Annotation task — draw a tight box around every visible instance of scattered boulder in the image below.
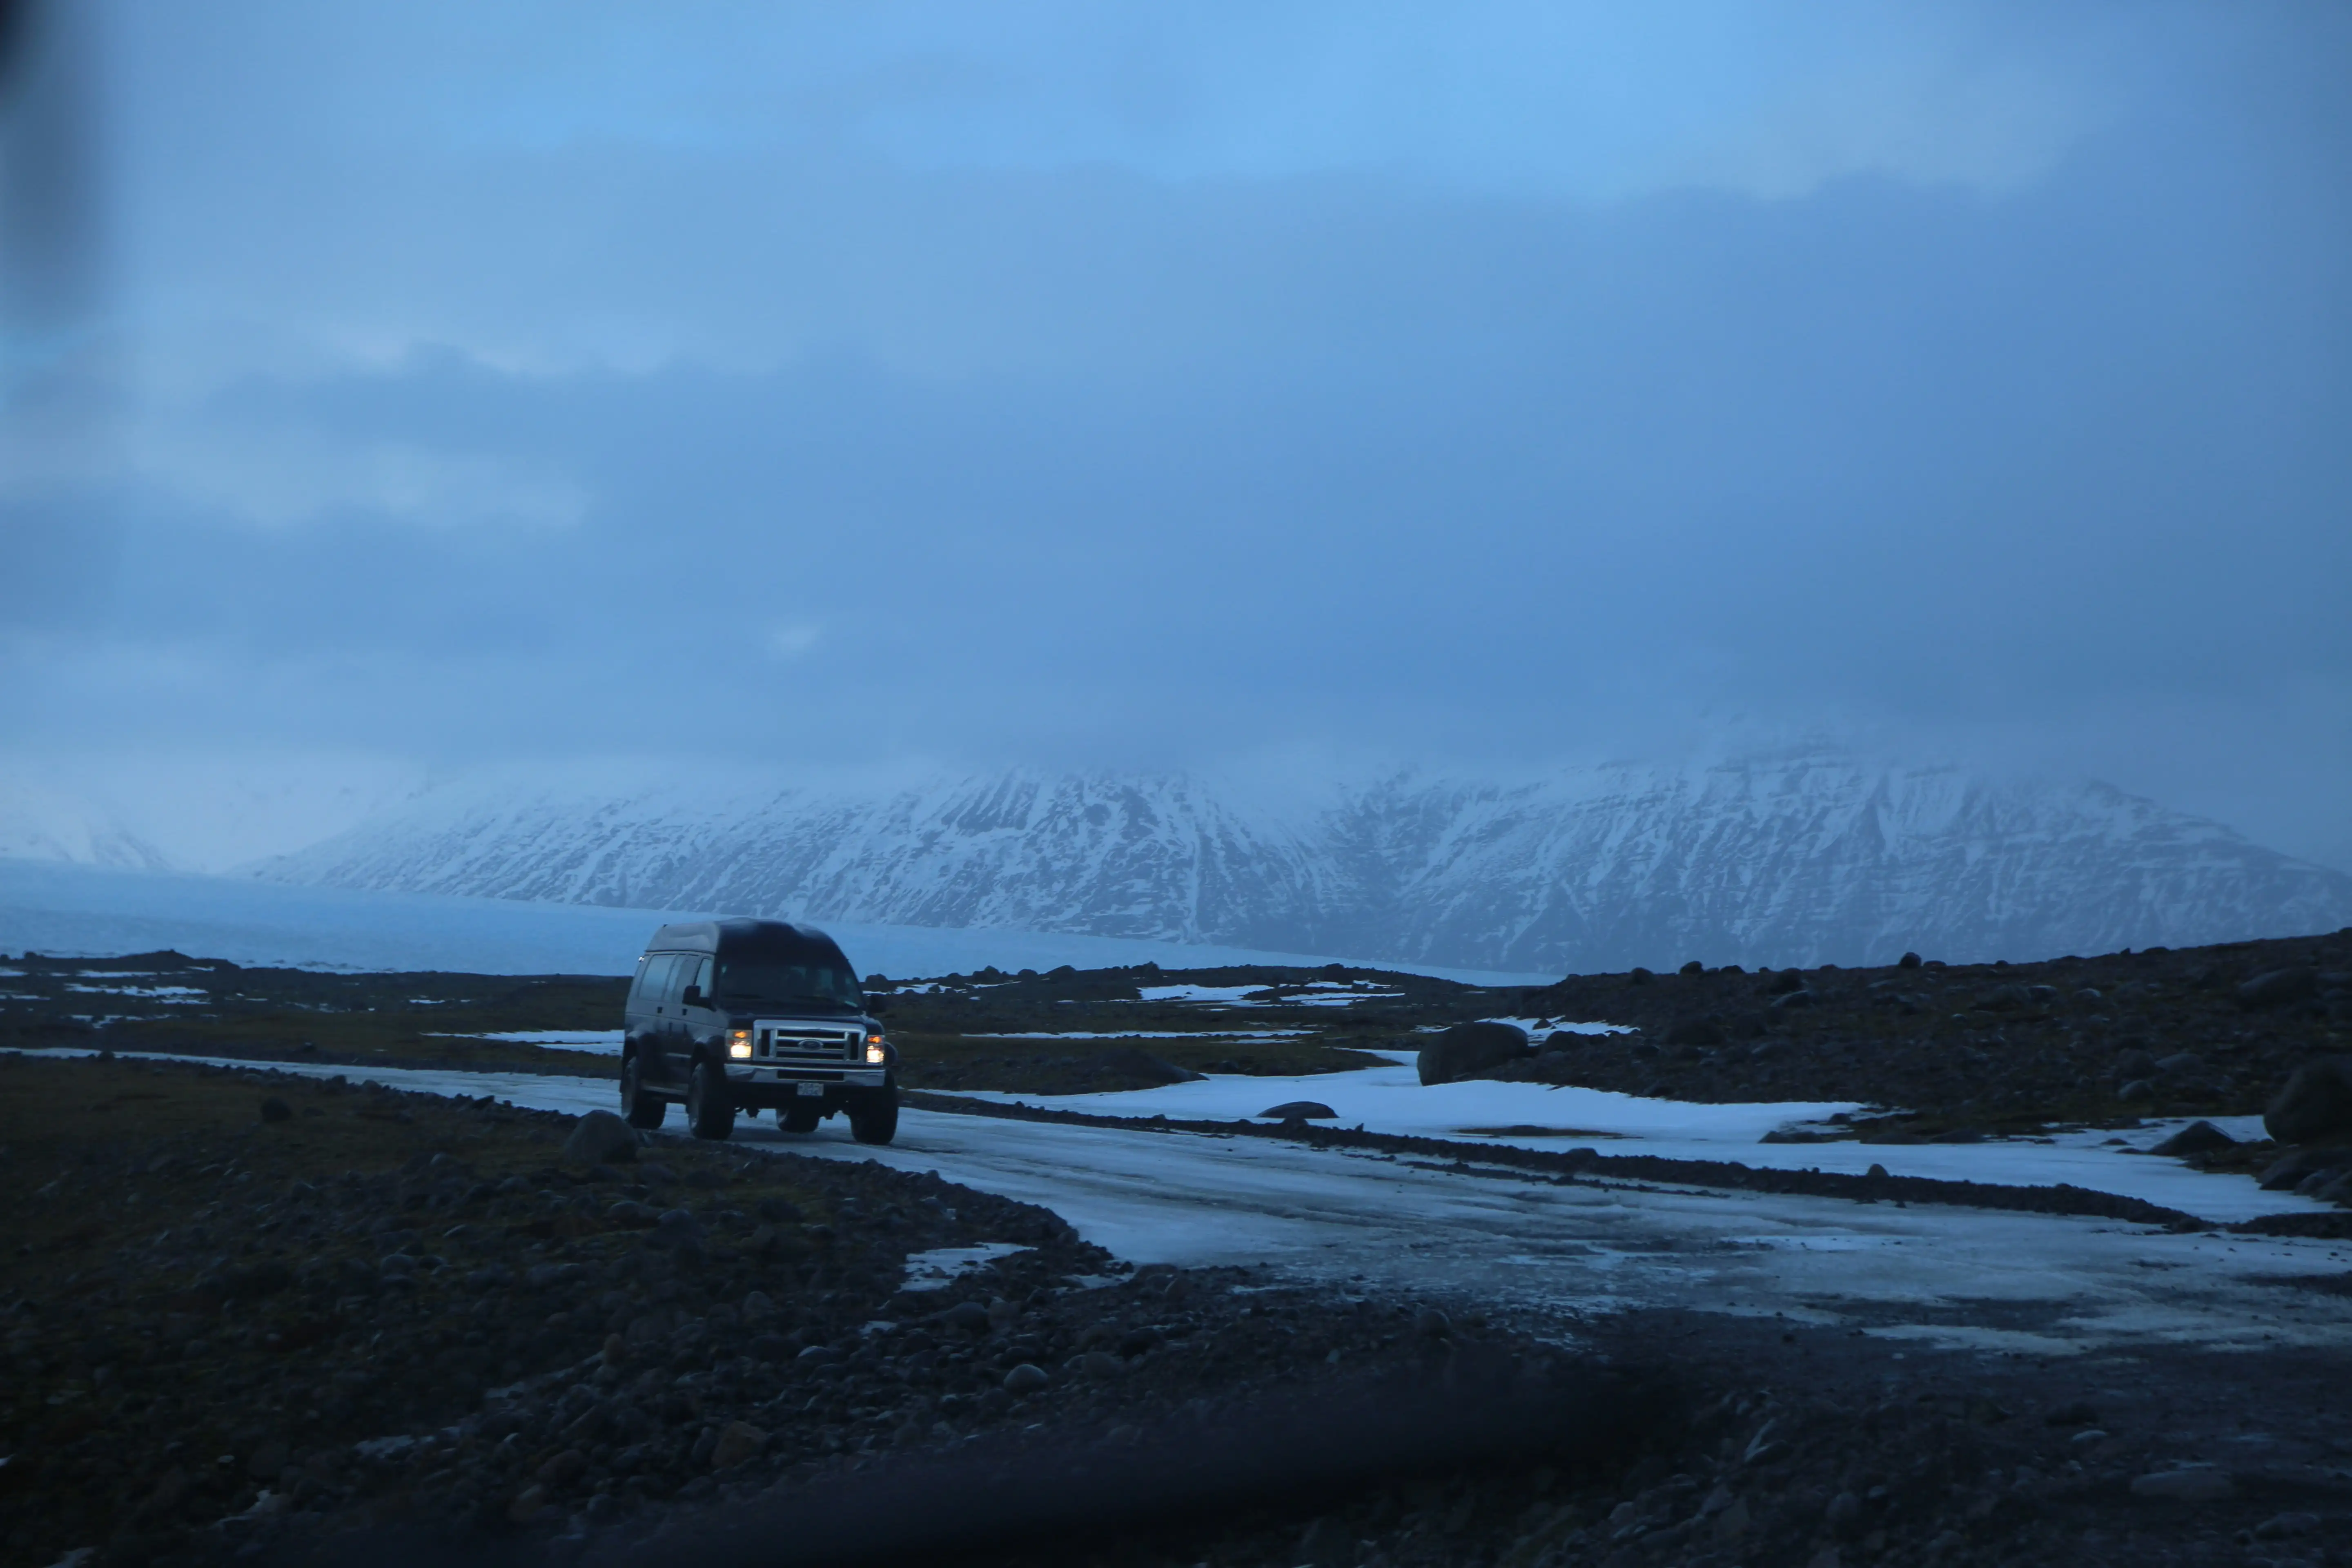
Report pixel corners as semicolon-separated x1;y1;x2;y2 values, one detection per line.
2113;1049;2159;1082
258;1096;294;1124
2154;1051;2204;1077
2129;1467;2235;1503
1257;1101;1337;1120
2264;1056;2352;1145
562;1109;639;1167
2256;1146;2352;1192
1678;960;1705;976
1898;951;1922;969
1002;1362;1049;1394
2238;968;2319;1011
709;1420;766;1469
1087;1047;1203;1085
2149;1121;2235;1157
1417;1022;1532;1086
1769;989;1815;1013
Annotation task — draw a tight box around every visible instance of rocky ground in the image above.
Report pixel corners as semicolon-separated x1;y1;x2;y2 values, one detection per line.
5;930;2352;1567
11;932;2347;1125
1494;931;2352;1136
9;1055;2350;1568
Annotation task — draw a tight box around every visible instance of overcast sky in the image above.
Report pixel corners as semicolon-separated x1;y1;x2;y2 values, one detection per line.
3;1;2348;868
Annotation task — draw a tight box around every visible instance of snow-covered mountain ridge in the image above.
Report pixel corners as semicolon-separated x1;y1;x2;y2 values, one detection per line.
243;755;2352;974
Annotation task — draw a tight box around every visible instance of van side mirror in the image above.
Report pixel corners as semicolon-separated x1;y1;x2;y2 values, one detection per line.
681;984;705;1008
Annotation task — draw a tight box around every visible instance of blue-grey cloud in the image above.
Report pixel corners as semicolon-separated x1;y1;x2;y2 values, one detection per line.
3;1;2348;871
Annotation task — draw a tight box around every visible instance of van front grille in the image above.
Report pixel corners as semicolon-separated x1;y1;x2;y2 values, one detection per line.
753;1024;860;1063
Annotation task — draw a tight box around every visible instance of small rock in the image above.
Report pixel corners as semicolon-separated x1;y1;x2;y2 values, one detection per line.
2042;1400;2098;1427
2069;1429;2109;1446
2254;1511;2321;1540
1413;1307;1452;1339
2256;1145;2352;1191
536;1449;586;1486
561;1109;639;1167
1066;1350;1122;1378
1898;951;1922;968
2113;1048;2160;1081
2265;1056;2352;1145
507;1484;551;1524
936;1300;991;1335
2118;1079;2156;1103
709;1420;766;1469
1865;1163;1890;1180
1002;1362;1049;1394
258;1096;294;1124
1258;1101;1338;1120
2154;1051;2204;1076
2238;967;2319;1010
1768;989;1815;1012
245;1438;288;1482
2150;1121;2234;1157
1417;1022;1532;1086
2129;1467;2234;1502
1825;1491;1860;1529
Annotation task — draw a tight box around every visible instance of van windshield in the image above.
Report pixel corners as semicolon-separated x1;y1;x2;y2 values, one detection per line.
714;957;862;1009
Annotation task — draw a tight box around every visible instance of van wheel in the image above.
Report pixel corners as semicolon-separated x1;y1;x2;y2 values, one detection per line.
620;1054;666;1129
686;1059;736;1140
780;1102;822;1134
848;1086;898;1146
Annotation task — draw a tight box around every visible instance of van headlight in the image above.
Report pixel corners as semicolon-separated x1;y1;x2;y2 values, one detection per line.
728;1029;753;1060
865;1038;886;1064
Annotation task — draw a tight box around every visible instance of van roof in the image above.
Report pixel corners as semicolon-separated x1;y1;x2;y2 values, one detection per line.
642;918;848;964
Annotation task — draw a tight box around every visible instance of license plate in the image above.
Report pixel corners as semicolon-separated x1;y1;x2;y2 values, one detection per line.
795;1081;826;1098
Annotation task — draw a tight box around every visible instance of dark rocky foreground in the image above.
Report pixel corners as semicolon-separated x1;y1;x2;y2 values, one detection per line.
7;1055;2352;1568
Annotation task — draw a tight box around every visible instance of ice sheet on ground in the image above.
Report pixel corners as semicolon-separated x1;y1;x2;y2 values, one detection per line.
962;1030;1314;1042
898;1243;1033;1292
1135;981;1405;1008
65;984;205;1000
935;1060;2319;1221
425;1029;626;1053
31;1048;2345;1354
0;857;1552;986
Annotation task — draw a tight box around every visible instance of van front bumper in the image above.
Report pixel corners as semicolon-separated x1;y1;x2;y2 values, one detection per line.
722;1065;888;1105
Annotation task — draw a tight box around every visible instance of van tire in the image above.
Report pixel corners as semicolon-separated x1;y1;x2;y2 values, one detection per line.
686;1058;736;1140
848;1086;898;1145
620;1053;667;1129
780;1102;822;1134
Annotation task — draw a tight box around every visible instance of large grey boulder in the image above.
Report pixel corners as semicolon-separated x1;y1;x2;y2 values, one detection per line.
1417;1022;1532;1086
563;1109;640;1166
2238;967;2319;1011
2263;1056;2352;1145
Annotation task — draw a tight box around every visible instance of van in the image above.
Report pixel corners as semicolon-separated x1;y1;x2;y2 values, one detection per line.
620;918;898;1144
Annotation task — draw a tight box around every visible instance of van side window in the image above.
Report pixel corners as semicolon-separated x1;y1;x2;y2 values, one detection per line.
633;953;677;1007
685;957;713;1000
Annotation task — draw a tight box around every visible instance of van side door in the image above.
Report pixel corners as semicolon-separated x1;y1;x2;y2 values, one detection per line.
633;954;683;1083
679;955;717;1058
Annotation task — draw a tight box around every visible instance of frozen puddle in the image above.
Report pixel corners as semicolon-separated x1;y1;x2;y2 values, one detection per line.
427;1029;627;1054
898;1242;1033;1292
18;1048;2352;1356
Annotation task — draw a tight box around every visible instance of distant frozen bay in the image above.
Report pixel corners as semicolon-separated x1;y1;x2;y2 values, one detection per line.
0;858;1551;984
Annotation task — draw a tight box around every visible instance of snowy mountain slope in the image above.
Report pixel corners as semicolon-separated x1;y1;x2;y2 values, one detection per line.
243;753;2352;973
